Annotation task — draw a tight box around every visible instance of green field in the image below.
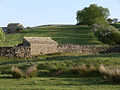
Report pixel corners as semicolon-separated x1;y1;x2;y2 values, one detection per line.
0;25;103;46
0;53;120;89
0;25;120;89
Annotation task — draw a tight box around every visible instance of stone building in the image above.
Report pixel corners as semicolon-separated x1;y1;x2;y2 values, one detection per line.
7;23;24;33
23;37;59;55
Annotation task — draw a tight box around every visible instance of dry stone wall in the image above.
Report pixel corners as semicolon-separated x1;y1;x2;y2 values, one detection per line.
0;44;120;58
58;44;120;55
0;46;30;58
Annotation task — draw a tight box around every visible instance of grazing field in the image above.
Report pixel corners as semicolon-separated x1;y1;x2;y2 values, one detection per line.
0;76;120;90
0;53;120;89
0;25;103;46
0;25;120;89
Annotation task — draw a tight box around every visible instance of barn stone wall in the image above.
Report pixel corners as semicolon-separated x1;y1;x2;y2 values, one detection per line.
30;44;58;55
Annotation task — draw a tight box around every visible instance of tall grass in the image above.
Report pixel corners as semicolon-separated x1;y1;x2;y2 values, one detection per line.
70;64;99;77
70;64;87;76
99;65;120;82
11;65;38;78
26;65;38;78
11;67;24;78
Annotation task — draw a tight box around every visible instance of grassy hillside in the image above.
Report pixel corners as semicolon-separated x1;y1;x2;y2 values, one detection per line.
0;25;120;89
0;53;120;89
0;25;103;46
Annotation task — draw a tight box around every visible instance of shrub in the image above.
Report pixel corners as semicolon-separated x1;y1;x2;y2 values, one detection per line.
0;28;4;43
99;65;120;82
92;24;120;45
11;67;24;78
25;65;38;78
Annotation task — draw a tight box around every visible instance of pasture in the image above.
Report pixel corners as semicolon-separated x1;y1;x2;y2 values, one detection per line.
0;25;119;90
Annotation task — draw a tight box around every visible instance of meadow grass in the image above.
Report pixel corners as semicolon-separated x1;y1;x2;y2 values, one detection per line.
0;76;120;90
0;25;120;89
0;25;103;46
0;53;120;89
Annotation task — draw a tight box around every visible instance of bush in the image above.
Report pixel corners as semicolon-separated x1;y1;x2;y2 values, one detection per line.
92;24;120;45
99;65;120;82
0;28;4;43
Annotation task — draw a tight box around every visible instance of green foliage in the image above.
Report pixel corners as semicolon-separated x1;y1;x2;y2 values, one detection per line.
76;4;110;25
111;23;120;30
0;28;4;43
93;24;120;44
107;18;113;24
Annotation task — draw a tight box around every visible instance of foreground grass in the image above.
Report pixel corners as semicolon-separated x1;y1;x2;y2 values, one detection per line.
0;76;120;90
0;25;103;46
0;53;120;89
0;53;120;74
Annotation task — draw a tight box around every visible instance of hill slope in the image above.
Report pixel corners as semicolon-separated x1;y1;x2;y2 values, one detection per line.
0;25;103;46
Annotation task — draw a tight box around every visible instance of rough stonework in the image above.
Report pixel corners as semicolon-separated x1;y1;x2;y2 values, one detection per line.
0;46;30;58
23;37;59;55
58;44;120;55
0;37;120;58
7;23;24;33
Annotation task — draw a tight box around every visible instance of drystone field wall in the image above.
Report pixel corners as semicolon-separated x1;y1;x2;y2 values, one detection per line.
0;44;120;58
0;46;30;58
58;44;120;55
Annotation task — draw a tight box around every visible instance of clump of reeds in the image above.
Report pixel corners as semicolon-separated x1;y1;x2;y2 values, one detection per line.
11;66;24;78
51;69;64;76
99;65;120;82
70;64;87;76
11;65;38;79
25;65;38;78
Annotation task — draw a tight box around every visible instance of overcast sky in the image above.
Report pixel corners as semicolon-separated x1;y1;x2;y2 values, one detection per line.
0;0;120;27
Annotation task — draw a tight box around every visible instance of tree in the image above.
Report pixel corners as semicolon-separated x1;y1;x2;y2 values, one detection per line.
112;18;118;23
0;28;4;43
76;4;110;25
92;24;120;45
107;18;113;24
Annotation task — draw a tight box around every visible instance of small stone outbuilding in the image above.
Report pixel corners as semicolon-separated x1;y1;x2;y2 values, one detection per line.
23;37;59;55
7;23;24;33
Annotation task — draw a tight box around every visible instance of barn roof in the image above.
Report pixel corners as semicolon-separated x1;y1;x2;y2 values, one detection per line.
23;37;58;44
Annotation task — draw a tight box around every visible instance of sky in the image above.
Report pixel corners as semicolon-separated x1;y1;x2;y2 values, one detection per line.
0;0;120;27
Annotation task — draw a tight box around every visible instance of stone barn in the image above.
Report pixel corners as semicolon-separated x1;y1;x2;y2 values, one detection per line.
23;37;59;55
7;23;24;33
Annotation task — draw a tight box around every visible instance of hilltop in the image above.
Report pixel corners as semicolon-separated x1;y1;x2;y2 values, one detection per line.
0;25;103;46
